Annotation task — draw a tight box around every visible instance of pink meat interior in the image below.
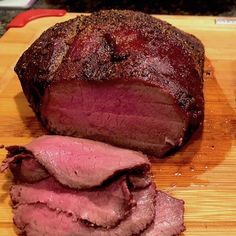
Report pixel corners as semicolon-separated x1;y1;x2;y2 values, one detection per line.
41;81;186;155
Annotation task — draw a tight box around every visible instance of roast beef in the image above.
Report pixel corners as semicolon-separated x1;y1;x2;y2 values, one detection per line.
15;10;204;157
141;191;185;236
13;187;185;236
6;135;150;189
2;136;185;235
14;184;156;236
2;147;49;183
128;174;152;189
11;176;133;228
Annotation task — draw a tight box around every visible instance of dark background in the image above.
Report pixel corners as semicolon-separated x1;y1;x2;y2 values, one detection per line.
46;0;236;15
1;0;236;36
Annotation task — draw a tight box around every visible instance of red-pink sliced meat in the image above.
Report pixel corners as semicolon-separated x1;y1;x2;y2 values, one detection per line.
14;184;156;236
128;174;152;189
4;135;150;189
141;191;185;236
1;146;49;183
14;204;81;236
13;157;48;182
11;176;132;228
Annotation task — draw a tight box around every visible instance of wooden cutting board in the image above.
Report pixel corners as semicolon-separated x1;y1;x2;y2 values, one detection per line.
0;12;235;236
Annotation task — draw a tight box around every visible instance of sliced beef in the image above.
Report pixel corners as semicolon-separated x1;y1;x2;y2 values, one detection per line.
11;176;132;228
5;135;150;189
11;157;49;182
101;183;156;236
14;184;156;236
14;204;79;236
15;10;204;157
128;174;152;189
3;148;49;183
2;136;186;235
141;191;185;236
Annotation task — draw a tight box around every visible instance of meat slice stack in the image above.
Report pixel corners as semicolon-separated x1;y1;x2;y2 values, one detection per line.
15;10;205;157
2;135;185;236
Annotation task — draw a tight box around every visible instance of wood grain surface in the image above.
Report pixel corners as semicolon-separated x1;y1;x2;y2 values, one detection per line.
0;13;235;236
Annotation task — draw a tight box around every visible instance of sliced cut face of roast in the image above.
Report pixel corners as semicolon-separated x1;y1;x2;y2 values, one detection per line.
11;176;133;228
41;80;186;157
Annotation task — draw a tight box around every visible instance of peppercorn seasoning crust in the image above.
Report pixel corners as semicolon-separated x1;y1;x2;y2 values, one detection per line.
15;10;204;157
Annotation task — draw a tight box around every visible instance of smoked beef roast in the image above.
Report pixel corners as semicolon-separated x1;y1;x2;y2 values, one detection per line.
2;135;185;236
15;10;204;157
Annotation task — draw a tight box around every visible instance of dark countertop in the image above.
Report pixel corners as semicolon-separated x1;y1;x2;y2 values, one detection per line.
1;0;236;36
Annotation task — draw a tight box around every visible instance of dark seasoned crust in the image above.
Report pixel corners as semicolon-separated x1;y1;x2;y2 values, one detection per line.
15;10;204;153
15;16;83;112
